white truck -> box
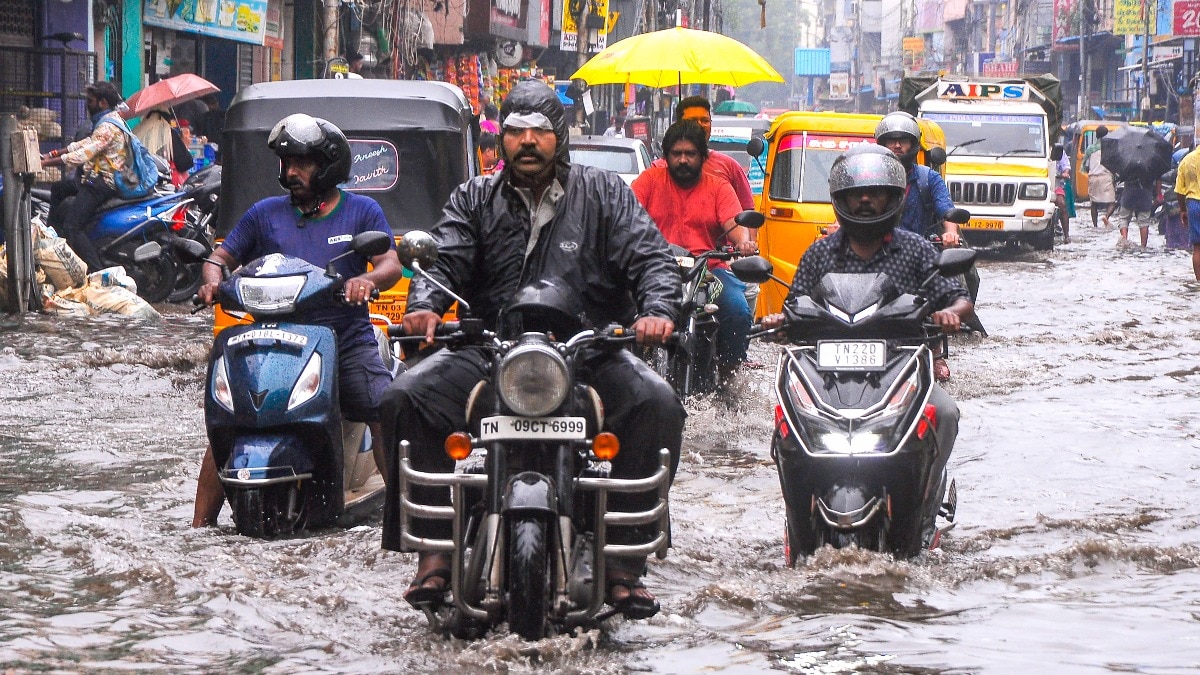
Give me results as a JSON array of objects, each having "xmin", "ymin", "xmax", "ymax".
[{"xmin": 899, "ymin": 75, "xmax": 1064, "ymax": 250}]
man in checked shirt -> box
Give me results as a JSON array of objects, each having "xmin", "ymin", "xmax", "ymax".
[{"xmin": 760, "ymin": 145, "xmax": 974, "ymax": 380}]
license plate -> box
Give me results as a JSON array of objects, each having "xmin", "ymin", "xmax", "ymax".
[
  {"xmin": 816, "ymin": 340, "xmax": 886, "ymax": 370},
  {"xmin": 227, "ymin": 329, "xmax": 308, "ymax": 347},
  {"xmin": 479, "ymin": 416, "xmax": 587, "ymax": 441},
  {"xmin": 964, "ymin": 218, "xmax": 1004, "ymax": 230}
]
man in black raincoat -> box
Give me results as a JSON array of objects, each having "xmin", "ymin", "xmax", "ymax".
[{"xmin": 383, "ymin": 80, "xmax": 684, "ymax": 618}]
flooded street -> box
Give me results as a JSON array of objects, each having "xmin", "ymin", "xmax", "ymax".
[{"xmin": 2, "ymin": 222, "xmax": 1199, "ymax": 672}]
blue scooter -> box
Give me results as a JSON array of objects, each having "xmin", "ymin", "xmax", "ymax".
[{"xmin": 179, "ymin": 231, "xmax": 396, "ymax": 538}]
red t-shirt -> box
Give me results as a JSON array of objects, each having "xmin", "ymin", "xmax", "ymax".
[
  {"xmin": 650, "ymin": 149, "xmax": 755, "ymax": 210},
  {"xmin": 632, "ymin": 165, "xmax": 742, "ymax": 268}
]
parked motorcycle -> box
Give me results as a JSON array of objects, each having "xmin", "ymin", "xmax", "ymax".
[
  {"xmin": 175, "ymin": 232, "xmax": 395, "ymax": 538},
  {"xmin": 730, "ymin": 246, "xmax": 977, "ymax": 563},
  {"xmin": 644, "ymin": 210, "xmax": 764, "ymax": 398},
  {"xmin": 167, "ymin": 164, "xmax": 221, "ymax": 303},
  {"xmin": 32, "ymin": 181, "xmax": 189, "ymax": 303},
  {"xmin": 387, "ymin": 230, "xmax": 672, "ymax": 640}
]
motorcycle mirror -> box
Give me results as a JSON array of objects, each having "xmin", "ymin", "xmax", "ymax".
[
  {"xmin": 745, "ymin": 137, "xmax": 766, "ymax": 158},
  {"xmin": 734, "ymin": 210, "xmax": 765, "ymax": 229},
  {"xmin": 945, "ymin": 207, "xmax": 971, "ymax": 224},
  {"xmin": 728, "ymin": 255, "xmax": 774, "ymax": 284},
  {"xmin": 1051, "ymin": 144, "xmax": 1064, "ymax": 161},
  {"xmin": 351, "ymin": 230, "xmax": 392, "ymax": 258},
  {"xmin": 171, "ymin": 237, "xmax": 209, "ymax": 263},
  {"xmin": 927, "ymin": 146, "xmax": 947, "ymax": 168},
  {"xmin": 133, "ymin": 241, "xmax": 163, "ymax": 263},
  {"xmin": 397, "ymin": 230, "xmax": 440, "ymax": 272},
  {"xmin": 935, "ymin": 248, "xmax": 977, "ymax": 277}
]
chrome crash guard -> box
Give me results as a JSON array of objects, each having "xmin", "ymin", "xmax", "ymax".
[{"xmin": 396, "ymin": 441, "xmax": 672, "ymax": 624}]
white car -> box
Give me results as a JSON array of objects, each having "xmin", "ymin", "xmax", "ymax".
[{"xmin": 569, "ymin": 136, "xmax": 652, "ymax": 185}]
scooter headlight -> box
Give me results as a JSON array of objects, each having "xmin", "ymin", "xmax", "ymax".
[
  {"xmin": 287, "ymin": 352, "xmax": 323, "ymax": 410},
  {"xmin": 212, "ymin": 355, "xmax": 234, "ymax": 412},
  {"xmin": 496, "ymin": 342, "xmax": 569, "ymax": 417},
  {"xmin": 237, "ymin": 275, "xmax": 305, "ymax": 314}
]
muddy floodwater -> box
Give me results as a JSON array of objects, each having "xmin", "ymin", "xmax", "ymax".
[{"xmin": 1, "ymin": 223, "xmax": 1199, "ymax": 673}]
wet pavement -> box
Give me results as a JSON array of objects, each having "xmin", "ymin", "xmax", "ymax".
[{"xmin": 1, "ymin": 220, "xmax": 1198, "ymax": 672}]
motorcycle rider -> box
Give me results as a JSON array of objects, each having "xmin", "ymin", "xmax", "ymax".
[
  {"xmin": 384, "ymin": 80, "xmax": 684, "ymax": 619},
  {"xmin": 761, "ymin": 145, "xmax": 973, "ymax": 334},
  {"xmin": 632, "ymin": 119, "xmax": 757, "ymax": 380},
  {"xmin": 191, "ymin": 113, "xmax": 404, "ymax": 527},
  {"xmin": 874, "ymin": 111, "xmax": 961, "ymax": 246}
]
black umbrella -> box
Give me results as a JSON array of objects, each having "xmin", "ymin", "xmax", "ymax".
[{"xmin": 1100, "ymin": 125, "xmax": 1173, "ymax": 183}]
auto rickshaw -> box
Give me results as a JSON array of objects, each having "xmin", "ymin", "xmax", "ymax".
[
  {"xmin": 1063, "ymin": 120, "xmax": 1128, "ymax": 203},
  {"xmin": 213, "ymin": 79, "xmax": 479, "ymax": 332},
  {"xmin": 747, "ymin": 111, "xmax": 946, "ymax": 317}
]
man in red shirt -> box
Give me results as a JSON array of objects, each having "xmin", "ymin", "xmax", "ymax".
[
  {"xmin": 651, "ymin": 96, "xmax": 755, "ymax": 210},
  {"xmin": 633, "ymin": 120, "xmax": 757, "ymax": 377}
]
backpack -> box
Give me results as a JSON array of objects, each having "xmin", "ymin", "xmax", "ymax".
[{"xmin": 100, "ymin": 113, "xmax": 160, "ymax": 199}]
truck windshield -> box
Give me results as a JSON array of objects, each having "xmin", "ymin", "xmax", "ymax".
[
  {"xmin": 923, "ymin": 112, "xmax": 1046, "ymax": 158},
  {"xmin": 768, "ymin": 133, "xmax": 874, "ymax": 203}
]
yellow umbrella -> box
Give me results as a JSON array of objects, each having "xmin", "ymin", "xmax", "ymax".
[{"xmin": 570, "ymin": 27, "xmax": 784, "ymax": 89}]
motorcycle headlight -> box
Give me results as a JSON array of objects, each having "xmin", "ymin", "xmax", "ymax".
[
  {"xmin": 287, "ymin": 352, "xmax": 322, "ymax": 410},
  {"xmin": 212, "ymin": 355, "xmax": 234, "ymax": 412},
  {"xmin": 1019, "ymin": 183, "xmax": 1048, "ymax": 201},
  {"xmin": 237, "ymin": 275, "xmax": 305, "ymax": 314},
  {"xmin": 496, "ymin": 343, "xmax": 569, "ymax": 417}
]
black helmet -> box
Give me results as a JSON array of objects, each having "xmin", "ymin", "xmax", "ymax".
[
  {"xmin": 874, "ymin": 111, "xmax": 921, "ymax": 169},
  {"xmin": 828, "ymin": 145, "xmax": 907, "ymax": 241},
  {"xmin": 267, "ymin": 113, "xmax": 352, "ymax": 194}
]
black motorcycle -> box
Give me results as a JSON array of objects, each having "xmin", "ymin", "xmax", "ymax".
[
  {"xmin": 644, "ymin": 210, "xmax": 764, "ymax": 397},
  {"xmin": 167, "ymin": 164, "xmax": 221, "ymax": 303},
  {"xmin": 386, "ymin": 231, "xmax": 672, "ymax": 640},
  {"xmin": 731, "ymin": 246, "xmax": 976, "ymax": 563}
]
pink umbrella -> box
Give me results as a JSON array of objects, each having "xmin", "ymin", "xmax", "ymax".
[{"xmin": 123, "ymin": 74, "xmax": 219, "ymax": 118}]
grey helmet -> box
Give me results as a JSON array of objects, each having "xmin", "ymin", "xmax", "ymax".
[
  {"xmin": 828, "ymin": 144, "xmax": 908, "ymax": 240},
  {"xmin": 268, "ymin": 113, "xmax": 352, "ymax": 195},
  {"xmin": 874, "ymin": 111, "xmax": 921, "ymax": 169}
]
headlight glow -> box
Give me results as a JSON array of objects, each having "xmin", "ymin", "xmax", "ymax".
[
  {"xmin": 1019, "ymin": 183, "xmax": 1048, "ymax": 201},
  {"xmin": 238, "ymin": 275, "xmax": 305, "ymax": 313},
  {"xmin": 213, "ymin": 355, "xmax": 234, "ymax": 412},
  {"xmin": 287, "ymin": 352, "xmax": 323, "ymax": 410},
  {"xmin": 496, "ymin": 343, "xmax": 569, "ymax": 417}
]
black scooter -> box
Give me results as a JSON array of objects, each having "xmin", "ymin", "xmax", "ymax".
[{"xmin": 731, "ymin": 246, "xmax": 977, "ymax": 563}]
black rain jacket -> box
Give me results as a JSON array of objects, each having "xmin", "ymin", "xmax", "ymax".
[{"xmin": 406, "ymin": 82, "xmax": 680, "ymax": 329}]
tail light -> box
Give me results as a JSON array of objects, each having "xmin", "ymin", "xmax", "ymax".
[
  {"xmin": 916, "ymin": 404, "xmax": 938, "ymax": 440},
  {"xmin": 163, "ymin": 202, "xmax": 190, "ymax": 232},
  {"xmin": 774, "ymin": 404, "xmax": 789, "ymax": 438}
]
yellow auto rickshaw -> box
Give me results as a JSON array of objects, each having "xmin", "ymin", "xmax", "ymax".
[{"xmin": 746, "ymin": 111, "xmax": 946, "ymax": 317}]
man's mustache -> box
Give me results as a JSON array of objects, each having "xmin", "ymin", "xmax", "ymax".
[{"xmin": 513, "ymin": 150, "xmax": 547, "ymax": 161}]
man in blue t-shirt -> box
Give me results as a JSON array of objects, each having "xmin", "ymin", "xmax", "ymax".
[
  {"xmin": 875, "ymin": 112, "xmax": 960, "ymax": 246},
  {"xmin": 191, "ymin": 114, "xmax": 404, "ymax": 527}
]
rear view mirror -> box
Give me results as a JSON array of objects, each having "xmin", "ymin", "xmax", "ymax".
[
  {"xmin": 746, "ymin": 137, "xmax": 766, "ymax": 158},
  {"xmin": 735, "ymin": 210, "xmax": 765, "ymax": 229},
  {"xmin": 352, "ymin": 230, "xmax": 392, "ymax": 258},
  {"xmin": 133, "ymin": 241, "xmax": 162, "ymax": 263},
  {"xmin": 935, "ymin": 248, "xmax": 977, "ymax": 277},
  {"xmin": 1051, "ymin": 144, "xmax": 1064, "ymax": 161},
  {"xmin": 927, "ymin": 146, "xmax": 947, "ymax": 168},
  {"xmin": 944, "ymin": 207, "xmax": 971, "ymax": 224},
  {"xmin": 729, "ymin": 255, "xmax": 773, "ymax": 284},
  {"xmin": 397, "ymin": 230, "xmax": 440, "ymax": 271}
]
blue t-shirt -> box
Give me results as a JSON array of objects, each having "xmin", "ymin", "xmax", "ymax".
[
  {"xmin": 898, "ymin": 165, "xmax": 955, "ymax": 236},
  {"xmin": 220, "ymin": 191, "xmax": 395, "ymax": 345}
]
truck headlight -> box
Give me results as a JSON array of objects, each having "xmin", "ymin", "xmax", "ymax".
[
  {"xmin": 496, "ymin": 343, "xmax": 569, "ymax": 417},
  {"xmin": 1019, "ymin": 183, "xmax": 1048, "ymax": 201}
]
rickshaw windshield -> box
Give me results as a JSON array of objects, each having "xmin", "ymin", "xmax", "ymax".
[{"xmin": 768, "ymin": 133, "xmax": 874, "ymax": 203}]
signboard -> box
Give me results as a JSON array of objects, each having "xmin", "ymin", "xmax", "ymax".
[
  {"xmin": 560, "ymin": 0, "xmax": 609, "ymax": 52},
  {"xmin": 1153, "ymin": 45, "xmax": 1184, "ymax": 61},
  {"xmin": 828, "ymin": 72, "xmax": 851, "ymax": 100},
  {"xmin": 144, "ymin": 0, "xmax": 282, "ymax": 47},
  {"xmin": 777, "ymin": 133, "xmax": 872, "ymax": 152},
  {"xmin": 982, "ymin": 60, "xmax": 1020, "ymax": 77},
  {"xmin": 1114, "ymin": 0, "xmax": 1155, "ymax": 35},
  {"xmin": 1175, "ymin": 0, "xmax": 1200, "ymax": 35},
  {"xmin": 466, "ymin": 0, "xmax": 530, "ymax": 42},
  {"xmin": 902, "ymin": 37, "xmax": 926, "ymax": 53},
  {"xmin": 343, "ymin": 140, "xmax": 399, "ymax": 191},
  {"xmin": 937, "ymin": 81, "xmax": 1029, "ymax": 100},
  {"xmin": 1052, "ymin": 0, "xmax": 1075, "ymax": 45}
]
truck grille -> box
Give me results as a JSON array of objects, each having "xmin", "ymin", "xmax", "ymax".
[{"xmin": 949, "ymin": 181, "xmax": 1017, "ymax": 206}]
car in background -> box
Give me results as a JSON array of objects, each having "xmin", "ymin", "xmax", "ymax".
[{"xmin": 569, "ymin": 135, "xmax": 652, "ymax": 185}]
